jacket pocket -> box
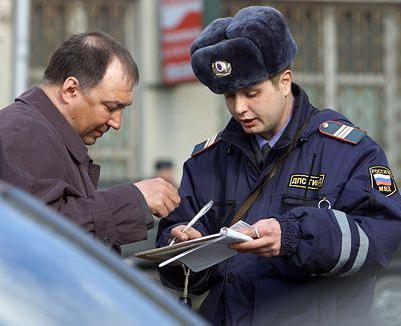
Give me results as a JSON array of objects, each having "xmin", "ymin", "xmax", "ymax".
[{"xmin": 280, "ymin": 193, "xmax": 321, "ymax": 213}]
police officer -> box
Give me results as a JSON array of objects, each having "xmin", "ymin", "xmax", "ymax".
[{"xmin": 157, "ymin": 6, "xmax": 401, "ymax": 325}]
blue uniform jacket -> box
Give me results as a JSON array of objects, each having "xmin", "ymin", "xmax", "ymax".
[{"xmin": 157, "ymin": 84, "xmax": 401, "ymax": 325}]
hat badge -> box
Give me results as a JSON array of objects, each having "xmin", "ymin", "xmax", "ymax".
[{"xmin": 212, "ymin": 60, "xmax": 232, "ymax": 77}]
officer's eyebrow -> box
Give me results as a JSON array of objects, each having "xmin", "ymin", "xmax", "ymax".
[{"xmin": 243, "ymin": 85, "xmax": 261, "ymax": 93}]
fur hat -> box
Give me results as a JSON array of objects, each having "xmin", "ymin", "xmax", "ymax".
[{"xmin": 190, "ymin": 6, "xmax": 297, "ymax": 94}]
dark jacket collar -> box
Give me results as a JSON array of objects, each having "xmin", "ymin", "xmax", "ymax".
[
  {"xmin": 274, "ymin": 83, "xmax": 315, "ymax": 149},
  {"xmin": 15, "ymin": 86, "xmax": 89, "ymax": 163},
  {"xmin": 221, "ymin": 83, "xmax": 315, "ymax": 152}
]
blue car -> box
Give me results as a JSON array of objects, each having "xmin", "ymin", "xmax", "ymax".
[{"xmin": 0, "ymin": 181, "xmax": 206, "ymax": 325}]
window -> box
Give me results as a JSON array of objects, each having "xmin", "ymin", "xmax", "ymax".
[{"xmin": 30, "ymin": 0, "xmax": 141, "ymax": 182}]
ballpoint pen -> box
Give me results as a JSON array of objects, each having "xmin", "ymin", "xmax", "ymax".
[{"xmin": 168, "ymin": 200, "xmax": 214, "ymax": 246}]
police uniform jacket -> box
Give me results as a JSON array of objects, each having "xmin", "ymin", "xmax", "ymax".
[
  {"xmin": 0, "ymin": 87, "xmax": 152, "ymax": 247},
  {"xmin": 157, "ymin": 84, "xmax": 401, "ymax": 325}
]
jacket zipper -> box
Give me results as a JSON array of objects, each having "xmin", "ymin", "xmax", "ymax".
[{"xmin": 304, "ymin": 152, "xmax": 318, "ymax": 200}]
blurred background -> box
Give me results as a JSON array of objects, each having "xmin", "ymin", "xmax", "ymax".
[
  {"xmin": 1, "ymin": 0, "xmax": 401, "ymax": 186},
  {"xmin": 1, "ymin": 0, "xmax": 401, "ymax": 318}
]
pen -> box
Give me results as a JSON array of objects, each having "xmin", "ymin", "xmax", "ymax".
[{"xmin": 169, "ymin": 200, "xmax": 214, "ymax": 246}]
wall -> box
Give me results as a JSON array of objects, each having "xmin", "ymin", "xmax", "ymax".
[
  {"xmin": 138, "ymin": 0, "xmax": 222, "ymax": 181},
  {"xmin": 0, "ymin": 0, "xmax": 13, "ymax": 108}
]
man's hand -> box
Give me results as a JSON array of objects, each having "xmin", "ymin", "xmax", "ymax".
[
  {"xmin": 134, "ymin": 178, "xmax": 180, "ymax": 217},
  {"xmin": 230, "ymin": 218, "xmax": 281, "ymax": 257},
  {"xmin": 171, "ymin": 225, "xmax": 202, "ymax": 243}
]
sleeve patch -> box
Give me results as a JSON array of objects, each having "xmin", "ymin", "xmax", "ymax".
[
  {"xmin": 191, "ymin": 132, "xmax": 222, "ymax": 157},
  {"xmin": 319, "ymin": 121, "xmax": 366, "ymax": 144},
  {"xmin": 369, "ymin": 166, "xmax": 397, "ymax": 197}
]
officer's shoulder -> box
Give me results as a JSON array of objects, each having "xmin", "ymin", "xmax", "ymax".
[
  {"xmin": 191, "ymin": 131, "xmax": 223, "ymax": 157},
  {"xmin": 318, "ymin": 120, "xmax": 367, "ymax": 145}
]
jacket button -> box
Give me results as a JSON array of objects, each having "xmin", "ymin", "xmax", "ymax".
[
  {"xmin": 227, "ymin": 274, "xmax": 234, "ymax": 283},
  {"xmin": 104, "ymin": 237, "xmax": 111, "ymax": 246}
]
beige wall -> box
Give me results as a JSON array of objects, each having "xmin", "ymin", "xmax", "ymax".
[
  {"xmin": 143, "ymin": 83, "xmax": 221, "ymax": 180},
  {"xmin": 138, "ymin": 0, "xmax": 221, "ymax": 181},
  {"xmin": 0, "ymin": 0, "xmax": 13, "ymax": 108}
]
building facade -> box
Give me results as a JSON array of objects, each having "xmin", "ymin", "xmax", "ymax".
[{"xmin": 1, "ymin": 0, "xmax": 401, "ymax": 183}]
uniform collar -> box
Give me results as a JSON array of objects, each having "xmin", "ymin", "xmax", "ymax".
[
  {"xmin": 255, "ymin": 112, "xmax": 291, "ymax": 149},
  {"xmin": 273, "ymin": 83, "xmax": 314, "ymax": 149},
  {"xmin": 15, "ymin": 86, "xmax": 89, "ymax": 164}
]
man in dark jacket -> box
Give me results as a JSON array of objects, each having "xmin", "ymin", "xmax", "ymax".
[
  {"xmin": 156, "ymin": 6, "xmax": 401, "ymax": 325},
  {"xmin": 0, "ymin": 31, "xmax": 180, "ymax": 249}
]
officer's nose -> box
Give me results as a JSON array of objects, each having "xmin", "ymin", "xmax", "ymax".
[
  {"xmin": 107, "ymin": 109, "xmax": 122, "ymax": 130},
  {"xmin": 234, "ymin": 95, "xmax": 248, "ymax": 116}
]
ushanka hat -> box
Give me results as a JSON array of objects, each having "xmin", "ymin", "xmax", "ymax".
[{"xmin": 190, "ymin": 6, "xmax": 297, "ymax": 94}]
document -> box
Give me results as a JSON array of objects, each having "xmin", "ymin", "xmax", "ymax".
[{"xmin": 135, "ymin": 221, "xmax": 253, "ymax": 272}]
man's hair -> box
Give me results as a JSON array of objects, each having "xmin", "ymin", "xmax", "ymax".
[
  {"xmin": 43, "ymin": 31, "xmax": 139, "ymax": 90},
  {"xmin": 155, "ymin": 160, "xmax": 174, "ymax": 171}
]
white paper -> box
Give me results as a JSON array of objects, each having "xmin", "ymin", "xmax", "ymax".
[
  {"xmin": 158, "ymin": 223, "xmax": 253, "ymax": 272},
  {"xmin": 229, "ymin": 220, "xmax": 254, "ymax": 233}
]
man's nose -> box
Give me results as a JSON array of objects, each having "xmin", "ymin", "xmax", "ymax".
[
  {"xmin": 107, "ymin": 109, "xmax": 122, "ymax": 130},
  {"xmin": 234, "ymin": 95, "xmax": 248, "ymax": 116}
]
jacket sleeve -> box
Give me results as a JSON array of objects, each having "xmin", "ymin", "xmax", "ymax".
[
  {"xmin": 156, "ymin": 161, "xmax": 217, "ymax": 294},
  {"xmin": 0, "ymin": 120, "xmax": 152, "ymax": 246},
  {"xmin": 275, "ymin": 143, "xmax": 401, "ymax": 277},
  {"xmin": 55, "ymin": 183, "xmax": 152, "ymax": 246}
]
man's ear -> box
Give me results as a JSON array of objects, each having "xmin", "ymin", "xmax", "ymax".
[
  {"xmin": 280, "ymin": 70, "xmax": 292, "ymax": 97},
  {"xmin": 61, "ymin": 77, "xmax": 80, "ymax": 104}
]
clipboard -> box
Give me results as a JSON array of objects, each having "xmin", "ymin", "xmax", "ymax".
[
  {"xmin": 135, "ymin": 223, "xmax": 253, "ymax": 272},
  {"xmin": 135, "ymin": 233, "xmax": 221, "ymax": 263}
]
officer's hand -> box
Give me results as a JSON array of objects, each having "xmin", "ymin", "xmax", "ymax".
[
  {"xmin": 134, "ymin": 178, "xmax": 180, "ymax": 218},
  {"xmin": 230, "ymin": 218, "xmax": 281, "ymax": 257},
  {"xmin": 171, "ymin": 225, "xmax": 202, "ymax": 242}
]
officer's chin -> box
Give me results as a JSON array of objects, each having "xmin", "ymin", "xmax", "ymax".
[{"xmin": 242, "ymin": 127, "xmax": 259, "ymax": 135}]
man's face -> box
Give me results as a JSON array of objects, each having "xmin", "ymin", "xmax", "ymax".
[
  {"xmin": 224, "ymin": 77, "xmax": 292, "ymax": 140},
  {"xmin": 68, "ymin": 59, "xmax": 134, "ymax": 145}
]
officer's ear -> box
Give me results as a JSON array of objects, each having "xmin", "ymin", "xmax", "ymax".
[
  {"xmin": 280, "ymin": 69, "xmax": 292, "ymax": 97},
  {"xmin": 60, "ymin": 77, "xmax": 81, "ymax": 104}
]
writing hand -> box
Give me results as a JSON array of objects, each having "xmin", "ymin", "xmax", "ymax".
[{"xmin": 170, "ymin": 225, "xmax": 202, "ymax": 243}]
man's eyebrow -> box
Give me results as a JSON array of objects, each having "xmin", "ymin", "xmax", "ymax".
[{"xmin": 104, "ymin": 101, "xmax": 131, "ymax": 108}]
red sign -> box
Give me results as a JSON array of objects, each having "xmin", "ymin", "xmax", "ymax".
[{"xmin": 160, "ymin": 0, "xmax": 203, "ymax": 84}]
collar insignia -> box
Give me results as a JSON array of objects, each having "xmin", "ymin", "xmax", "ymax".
[{"xmin": 212, "ymin": 61, "xmax": 232, "ymax": 77}]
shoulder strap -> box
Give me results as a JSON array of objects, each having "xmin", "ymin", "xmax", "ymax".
[
  {"xmin": 229, "ymin": 178, "xmax": 268, "ymax": 226},
  {"xmin": 319, "ymin": 120, "xmax": 366, "ymax": 144},
  {"xmin": 192, "ymin": 132, "xmax": 222, "ymax": 157},
  {"xmin": 229, "ymin": 162, "xmax": 278, "ymax": 227}
]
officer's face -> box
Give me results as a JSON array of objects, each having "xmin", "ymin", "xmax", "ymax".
[
  {"xmin": 64, "ymin": 58, "xmax": 134, "ymax": 145},
  {"xmin": 224, "ymin": 71, "xmax": 293, "ymax": 140}
]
